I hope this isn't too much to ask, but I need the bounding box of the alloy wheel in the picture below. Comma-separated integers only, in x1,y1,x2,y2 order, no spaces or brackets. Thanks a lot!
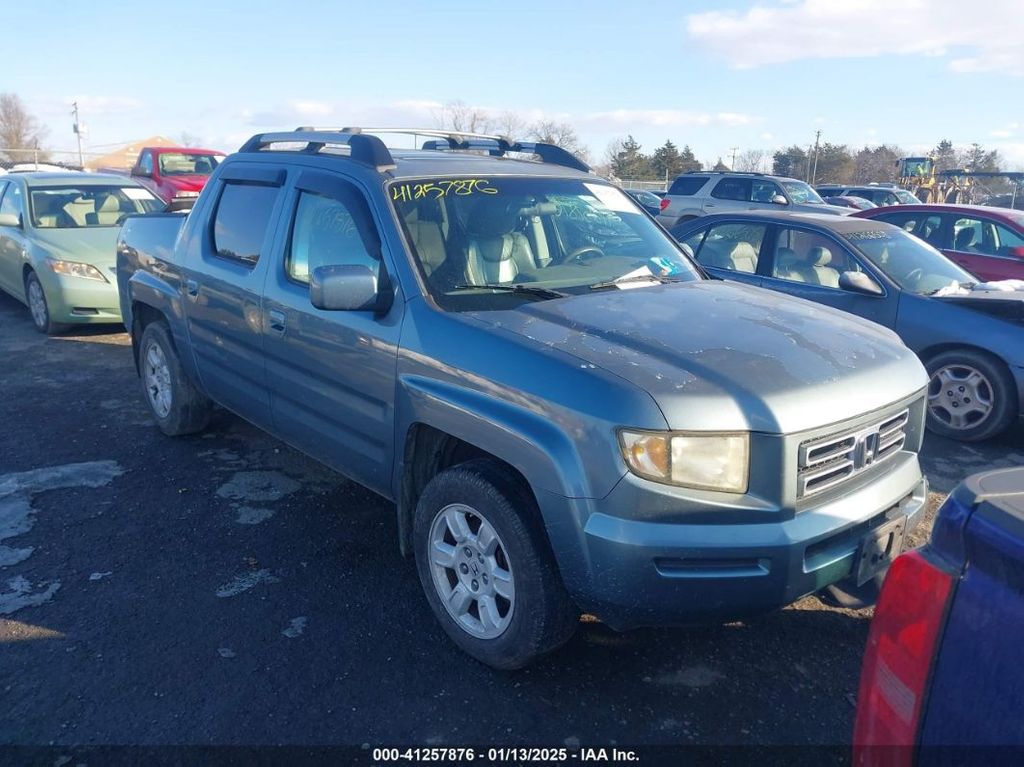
427,503,515,639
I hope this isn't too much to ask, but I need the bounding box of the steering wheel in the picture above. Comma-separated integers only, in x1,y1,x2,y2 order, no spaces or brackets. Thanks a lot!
904,267,924,285
565,245,605,264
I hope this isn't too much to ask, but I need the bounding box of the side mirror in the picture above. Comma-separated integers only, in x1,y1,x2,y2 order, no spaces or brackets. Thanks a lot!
839,270,884,296
132,167,150,177
1008,246,1024,259
310,264,391,313
0,212,21,228
771,194,788,205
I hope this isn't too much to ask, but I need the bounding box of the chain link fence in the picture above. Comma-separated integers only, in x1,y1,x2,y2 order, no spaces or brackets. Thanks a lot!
0,149,110,172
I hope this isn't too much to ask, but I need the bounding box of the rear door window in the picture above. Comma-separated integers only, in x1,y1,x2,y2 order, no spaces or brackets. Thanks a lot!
711,178,751,201
212,182,281,266
692,222,766,273
668,176,709,195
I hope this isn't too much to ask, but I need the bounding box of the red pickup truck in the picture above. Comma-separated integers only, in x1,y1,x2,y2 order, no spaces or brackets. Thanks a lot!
128,147,226,207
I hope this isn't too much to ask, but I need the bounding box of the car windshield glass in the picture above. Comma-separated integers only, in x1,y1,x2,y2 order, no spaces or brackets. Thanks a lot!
844,227,976,295
780,180,825,204
391,177,701,311
894,189,920,204
29,185,163,229
157,153,222,176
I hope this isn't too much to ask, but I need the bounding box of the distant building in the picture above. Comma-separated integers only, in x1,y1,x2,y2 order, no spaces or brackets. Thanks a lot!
85,136,178,171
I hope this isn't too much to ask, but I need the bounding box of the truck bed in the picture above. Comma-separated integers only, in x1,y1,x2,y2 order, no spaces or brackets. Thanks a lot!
115,212,188,330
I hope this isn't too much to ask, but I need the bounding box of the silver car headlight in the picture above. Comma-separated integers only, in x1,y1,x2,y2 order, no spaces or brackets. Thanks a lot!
618,430,749,493
46,258,107,282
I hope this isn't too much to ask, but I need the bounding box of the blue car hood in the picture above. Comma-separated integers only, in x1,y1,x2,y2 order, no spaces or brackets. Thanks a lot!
476,281,926,433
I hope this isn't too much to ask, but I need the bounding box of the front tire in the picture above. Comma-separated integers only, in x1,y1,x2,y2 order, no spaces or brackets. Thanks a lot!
25,271,69,335
925,349,1016,441
413,460,578,669
138,321,212,436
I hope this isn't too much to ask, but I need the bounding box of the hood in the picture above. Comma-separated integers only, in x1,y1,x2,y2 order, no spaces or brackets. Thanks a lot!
473,281,926,434
163,175,209,192
935,290,1024,322
32,226,120,269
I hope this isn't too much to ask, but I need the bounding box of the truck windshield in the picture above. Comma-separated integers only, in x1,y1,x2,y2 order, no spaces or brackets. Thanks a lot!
391,177,701,310
845,228,976,295
29,185,163,229
158,153,222,176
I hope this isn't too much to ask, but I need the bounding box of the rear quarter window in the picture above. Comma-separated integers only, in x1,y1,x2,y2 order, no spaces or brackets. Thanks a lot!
212,182,280,266
668,176,709,195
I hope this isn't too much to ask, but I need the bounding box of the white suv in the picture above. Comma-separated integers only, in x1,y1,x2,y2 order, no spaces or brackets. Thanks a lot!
657,172,850,228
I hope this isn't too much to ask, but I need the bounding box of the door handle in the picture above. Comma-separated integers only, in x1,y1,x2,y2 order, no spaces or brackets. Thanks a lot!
185,280,199,301
268,310,286,335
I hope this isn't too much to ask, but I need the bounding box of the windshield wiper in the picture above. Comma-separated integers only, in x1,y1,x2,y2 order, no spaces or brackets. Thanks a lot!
588,274,683,290
451,283,568,300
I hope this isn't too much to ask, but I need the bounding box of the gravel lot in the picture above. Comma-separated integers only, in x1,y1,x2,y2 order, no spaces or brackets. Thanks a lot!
1,289,1021,750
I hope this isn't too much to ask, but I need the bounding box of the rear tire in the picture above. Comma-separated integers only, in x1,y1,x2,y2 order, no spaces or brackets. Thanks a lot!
925,349,1016,442
413,459,578,669
24,271,69,335
138,321,212,436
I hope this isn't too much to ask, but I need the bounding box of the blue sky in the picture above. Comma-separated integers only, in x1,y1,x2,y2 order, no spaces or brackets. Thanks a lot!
8,0,1022,168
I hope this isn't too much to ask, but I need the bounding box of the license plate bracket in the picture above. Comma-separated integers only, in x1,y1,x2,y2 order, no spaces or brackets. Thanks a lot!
855,517,906,586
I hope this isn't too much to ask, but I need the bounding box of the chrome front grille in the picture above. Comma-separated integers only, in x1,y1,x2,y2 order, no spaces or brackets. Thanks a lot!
797,409,909,499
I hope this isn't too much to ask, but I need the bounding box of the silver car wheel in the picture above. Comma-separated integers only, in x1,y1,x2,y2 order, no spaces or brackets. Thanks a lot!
428,503,515,640
27,278,48,329
143,340,173,419
927,363,994,432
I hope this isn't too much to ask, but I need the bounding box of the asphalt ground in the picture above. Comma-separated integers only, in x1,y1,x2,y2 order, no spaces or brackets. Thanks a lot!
1,288,1021,754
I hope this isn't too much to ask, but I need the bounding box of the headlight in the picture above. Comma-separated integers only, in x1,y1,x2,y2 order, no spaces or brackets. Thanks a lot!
45,258,107,282
618,430,749,493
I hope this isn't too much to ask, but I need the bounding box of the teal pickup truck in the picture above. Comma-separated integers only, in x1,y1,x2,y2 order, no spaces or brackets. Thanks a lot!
117,128,930,668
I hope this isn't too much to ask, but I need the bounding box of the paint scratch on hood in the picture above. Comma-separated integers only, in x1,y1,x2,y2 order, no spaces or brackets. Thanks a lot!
215,569,280,598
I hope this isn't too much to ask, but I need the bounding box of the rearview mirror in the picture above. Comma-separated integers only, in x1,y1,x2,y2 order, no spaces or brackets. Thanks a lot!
771,194,788,205
310,264,389,312
839,270,884,296
0,212,21,228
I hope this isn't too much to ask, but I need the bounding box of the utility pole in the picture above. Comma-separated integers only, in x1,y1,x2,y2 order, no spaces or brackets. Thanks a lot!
811,129,822,185
71,101,84,169
729,146,739,170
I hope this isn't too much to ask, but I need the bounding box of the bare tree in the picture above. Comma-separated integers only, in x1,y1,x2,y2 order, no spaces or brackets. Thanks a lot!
0,93,48,162
434,100,492,134
179,131,201,147
735,148,768,173
492,111,527,139
527,120,590,163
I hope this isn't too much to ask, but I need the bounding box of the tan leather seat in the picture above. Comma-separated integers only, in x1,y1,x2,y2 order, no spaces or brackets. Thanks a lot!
62,196,94,226
807,246,840,287
729,241,758,273
465,201,537,284
774,247,809,282
89,193,122,225
403,200,447,277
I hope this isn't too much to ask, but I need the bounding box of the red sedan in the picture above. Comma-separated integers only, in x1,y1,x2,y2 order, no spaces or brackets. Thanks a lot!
853,203,1024,281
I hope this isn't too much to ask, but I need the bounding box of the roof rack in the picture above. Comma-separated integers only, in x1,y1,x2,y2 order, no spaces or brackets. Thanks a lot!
237,127,591,174
682,170,767,176
237,130,397,172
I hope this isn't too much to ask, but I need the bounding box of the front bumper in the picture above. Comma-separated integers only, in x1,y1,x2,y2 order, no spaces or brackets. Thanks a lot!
539,453,927,630
38,268,122,325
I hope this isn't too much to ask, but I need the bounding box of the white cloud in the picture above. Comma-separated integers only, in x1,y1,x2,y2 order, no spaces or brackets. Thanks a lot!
991,129,1013,138
582,109,755,129
686,0,1023,75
